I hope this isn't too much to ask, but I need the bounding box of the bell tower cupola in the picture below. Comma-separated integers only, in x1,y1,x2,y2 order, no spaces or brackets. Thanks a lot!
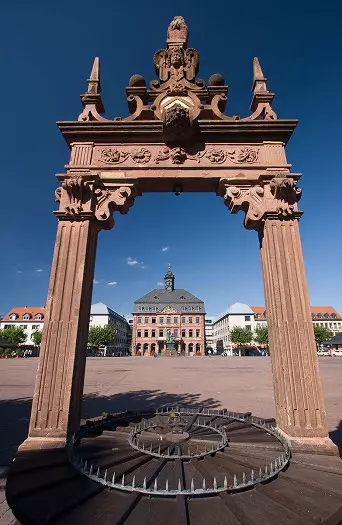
164,264,175,292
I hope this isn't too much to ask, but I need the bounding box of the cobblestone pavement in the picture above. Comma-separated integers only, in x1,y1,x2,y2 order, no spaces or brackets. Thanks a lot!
0,356,341,523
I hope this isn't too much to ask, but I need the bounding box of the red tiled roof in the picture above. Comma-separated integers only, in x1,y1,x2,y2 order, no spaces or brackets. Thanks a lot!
2,307,46,322
250,306,342,321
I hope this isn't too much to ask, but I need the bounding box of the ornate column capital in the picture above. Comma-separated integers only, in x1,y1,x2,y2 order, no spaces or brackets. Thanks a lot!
218,173,302,231
54,174,137,230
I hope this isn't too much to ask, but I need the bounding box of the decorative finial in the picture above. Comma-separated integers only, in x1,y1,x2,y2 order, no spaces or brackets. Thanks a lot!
88,57,101,94
252,57,267,93
167,16,188,47
168,263,171,269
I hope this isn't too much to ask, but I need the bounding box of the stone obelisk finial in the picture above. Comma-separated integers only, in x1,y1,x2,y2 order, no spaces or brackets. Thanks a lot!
252,57,267,93
79,57,105,120
87,57,101,94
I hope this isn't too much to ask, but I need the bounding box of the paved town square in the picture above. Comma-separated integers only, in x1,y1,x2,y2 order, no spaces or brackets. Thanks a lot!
0,356,341,467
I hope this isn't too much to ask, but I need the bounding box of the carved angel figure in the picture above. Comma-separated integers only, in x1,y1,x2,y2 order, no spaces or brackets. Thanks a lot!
167,16,188,43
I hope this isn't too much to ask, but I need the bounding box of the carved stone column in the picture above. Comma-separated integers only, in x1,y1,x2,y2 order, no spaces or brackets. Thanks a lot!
219,175,337,452
22,176,137,449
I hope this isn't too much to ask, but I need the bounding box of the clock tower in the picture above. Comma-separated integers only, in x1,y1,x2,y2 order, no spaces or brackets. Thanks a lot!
164,264,175,292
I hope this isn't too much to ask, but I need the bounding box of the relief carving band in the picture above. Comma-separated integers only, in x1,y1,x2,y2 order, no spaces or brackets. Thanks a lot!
155,146,204,164
206,149,227,164
61,176,91,215
130,148,151,164
100,148,129,164
227,148,259,163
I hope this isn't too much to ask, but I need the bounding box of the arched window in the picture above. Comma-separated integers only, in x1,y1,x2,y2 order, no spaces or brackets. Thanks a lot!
317,313,323,319
35,313,44,320
9,313,18,320
324,313,330,319
331,313,337,319
23,313,32,320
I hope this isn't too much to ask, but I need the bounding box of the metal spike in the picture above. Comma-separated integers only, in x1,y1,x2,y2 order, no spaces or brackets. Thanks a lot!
202,478,206,490
270,462,273,473
233,474,237,487
167,447,170,456
143,477,146,489
165,479,169,491
251,469,254,482
213,477,217,490
188,448,191,456
96,467,100,477
104,469,108,482
150,443,152,452
259,467,262,479
112,472,116,484
84,460,88,471
122,473,125,486
154,478,158,491
132,475,135,488
223,476,228,489
242,472,246,484
158,445,161,455
142,442,145,451
178,479,181,491
265,465,268,475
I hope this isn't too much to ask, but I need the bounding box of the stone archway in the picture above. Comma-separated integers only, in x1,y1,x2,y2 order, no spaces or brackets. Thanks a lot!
21,15,335,455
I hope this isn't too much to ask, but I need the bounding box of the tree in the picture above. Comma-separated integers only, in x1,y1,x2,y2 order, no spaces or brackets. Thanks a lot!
313,325,333,348
0,326,27,346
88,325,116,349
230,326,253,349
32,330,42,347
254,326,269,346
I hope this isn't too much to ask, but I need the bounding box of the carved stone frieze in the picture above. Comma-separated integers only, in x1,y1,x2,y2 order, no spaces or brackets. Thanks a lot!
206,149,227,164
130,148,151,164
219,176,302,230
227,148,259,164
155,146,204,164
100,149,129,164
94,186,136,229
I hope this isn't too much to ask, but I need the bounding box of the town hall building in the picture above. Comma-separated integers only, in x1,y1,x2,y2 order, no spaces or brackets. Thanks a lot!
132,267,205,356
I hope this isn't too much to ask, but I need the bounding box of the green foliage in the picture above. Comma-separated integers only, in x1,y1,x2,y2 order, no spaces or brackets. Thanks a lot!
313,324,333,346
0,326,27,345
230,326,253,346
88,325,116,349
32,330,42,346
254,326,269,346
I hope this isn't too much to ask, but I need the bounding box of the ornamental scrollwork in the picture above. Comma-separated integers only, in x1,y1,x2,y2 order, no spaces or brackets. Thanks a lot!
227,148,259,164
270,174,302,217
61,176,91,215
206,149,227,164
100,149,129,164
95,186,136,230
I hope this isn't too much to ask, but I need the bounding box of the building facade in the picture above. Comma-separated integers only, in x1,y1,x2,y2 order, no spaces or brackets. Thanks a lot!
205,316,215,351
212,303,255,355
1,303,131,352
89,303,131,355
251,306,342,336
0,307,46,345
213,304,342,354
132,267,205,356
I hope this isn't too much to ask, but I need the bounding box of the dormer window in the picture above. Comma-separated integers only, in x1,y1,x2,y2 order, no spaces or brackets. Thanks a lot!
23,313,32,320
324,313,330,319
180,295,186,300
317,313,323,319
331,313,337,319
35,313,44,320
311,313,315,319
153,295,159,300
9,313,18,320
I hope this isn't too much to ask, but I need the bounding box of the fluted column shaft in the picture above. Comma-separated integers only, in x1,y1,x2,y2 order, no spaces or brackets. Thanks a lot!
260,218,328,438
28,218,98,443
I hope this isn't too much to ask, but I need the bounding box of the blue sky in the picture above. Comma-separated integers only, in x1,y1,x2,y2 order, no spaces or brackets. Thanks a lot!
1,0,341,318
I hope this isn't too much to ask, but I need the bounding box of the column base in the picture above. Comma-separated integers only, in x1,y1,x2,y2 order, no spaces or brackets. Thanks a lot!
18,436,67,451
277,428,339,456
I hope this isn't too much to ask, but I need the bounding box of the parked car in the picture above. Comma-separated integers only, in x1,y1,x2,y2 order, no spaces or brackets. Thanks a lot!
331,349,342,357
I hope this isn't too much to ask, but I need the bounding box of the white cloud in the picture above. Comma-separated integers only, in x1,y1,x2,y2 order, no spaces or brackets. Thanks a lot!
35,269,43,273
127,257,139,266
157,282,164,286
107,281,118,286
16,270,23,274
93,279,99,284
127,257,145,269
161,246,169,252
